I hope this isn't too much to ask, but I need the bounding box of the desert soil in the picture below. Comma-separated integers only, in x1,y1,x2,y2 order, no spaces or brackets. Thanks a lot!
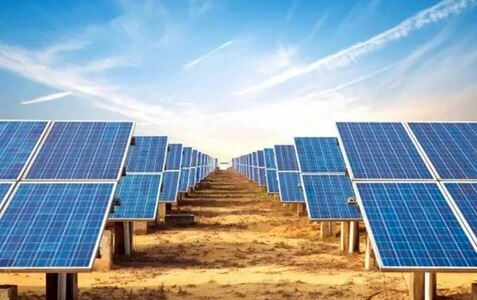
0,170,475,299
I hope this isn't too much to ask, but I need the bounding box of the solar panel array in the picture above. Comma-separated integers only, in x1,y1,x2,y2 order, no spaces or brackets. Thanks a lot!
294,137,360,221
0,120,134,271
337,121,477,271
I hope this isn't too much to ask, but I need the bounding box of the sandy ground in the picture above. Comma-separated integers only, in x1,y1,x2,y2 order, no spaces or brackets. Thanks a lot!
1,170,476,299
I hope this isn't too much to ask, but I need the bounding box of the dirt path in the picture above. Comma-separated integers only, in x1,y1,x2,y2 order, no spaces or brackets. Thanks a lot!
1,170,475,299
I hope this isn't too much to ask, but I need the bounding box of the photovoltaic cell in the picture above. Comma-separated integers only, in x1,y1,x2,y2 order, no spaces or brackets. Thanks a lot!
264,148,276,169
277,172,304,202
165,144,183,171
302,175,359,220
274,145,299,171
295,137,345,173
356,182,477,270
109,175,161,220
444,182,477,239
337,122,432,180
0,182,115,270
409,122,477,180
0,121,49,180
126,136,167,173
182,147,192,168
266,169,279,193
257,150,265,168
159,171,180,202
26,122,133,180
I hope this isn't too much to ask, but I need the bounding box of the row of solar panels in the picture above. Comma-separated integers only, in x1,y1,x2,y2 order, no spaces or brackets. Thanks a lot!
232,122,477,272
0,120,217,272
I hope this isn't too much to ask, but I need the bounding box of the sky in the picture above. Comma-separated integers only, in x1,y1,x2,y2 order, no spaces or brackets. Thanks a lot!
1,0,477,161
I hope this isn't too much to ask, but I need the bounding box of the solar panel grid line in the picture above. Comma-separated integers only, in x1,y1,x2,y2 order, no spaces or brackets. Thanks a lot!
0,121,51,181
24,121,135,181
440,181,477,249
352,181,477,271
336,122,434,181
0,181,117,271
407,122,477,181
0,182,16,211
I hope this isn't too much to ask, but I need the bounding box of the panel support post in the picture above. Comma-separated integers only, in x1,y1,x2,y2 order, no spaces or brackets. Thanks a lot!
157,203,166,223
408,272,425,300
114,222,125,255
472,281,477,300
46,273,67,300
94,229,113,271
340,222,350,252
166,203,172,213
296,204,306,217
424,272,436,300
66,273,78,300
364,236,375,270
348,221,359,254
124,221,133,256
320,222,333,240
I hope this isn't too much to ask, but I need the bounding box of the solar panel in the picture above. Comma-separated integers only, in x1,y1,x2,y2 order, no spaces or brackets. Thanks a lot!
302,175,360,220
126,136,167,173
337,122,433,180
277,172,305,202
295,137,345,173
26,121,134,180
355,182,477,271
109,175,161,221
178,169,190,192
182,147,192,168
189,168,196,188
257,150,265,168
265,169,279,193
159,171,180,202
0,121,49,180
274,145,299,171
409,122,477,180
0,183,14,210
258,168,267,186
165,144,183,171
0,182,115,270
444,182,477,242
264,148,276,169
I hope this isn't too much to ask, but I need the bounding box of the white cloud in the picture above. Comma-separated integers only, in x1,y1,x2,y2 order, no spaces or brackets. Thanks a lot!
237,0,476,95
21,91,73,105
183,40,235,69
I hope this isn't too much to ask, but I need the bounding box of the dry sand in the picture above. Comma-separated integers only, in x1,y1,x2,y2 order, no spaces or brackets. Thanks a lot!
0,170,475,299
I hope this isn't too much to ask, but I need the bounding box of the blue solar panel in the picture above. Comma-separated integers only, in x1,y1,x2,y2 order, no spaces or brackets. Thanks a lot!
274,145,299,171
337,122,432,180
179,169,190,192
159,171,180,202
356,182,477,270
258,168,266,186
165,144,183,171
110,175,161,221
266,169,279,193
257,150,265,167
444,183,477,240
0,183,14,210
0,121,49,180
264,148,276,169
0,182,114,270
302,175,360,220
277,172,305,202
26,122,133,180
126,136,167,173
189,168,196,187
409,122,477,180
295,137,345,173
182,147,192,168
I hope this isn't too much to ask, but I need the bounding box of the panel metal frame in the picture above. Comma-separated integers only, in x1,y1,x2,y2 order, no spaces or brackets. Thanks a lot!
0,181,16,212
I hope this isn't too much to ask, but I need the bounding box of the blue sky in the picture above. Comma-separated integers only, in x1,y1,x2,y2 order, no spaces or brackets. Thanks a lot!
1,0,476,160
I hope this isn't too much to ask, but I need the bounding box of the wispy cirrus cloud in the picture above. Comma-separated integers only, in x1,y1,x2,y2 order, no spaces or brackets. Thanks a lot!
183,40,235,69
21,91,73,105
237,0,477,95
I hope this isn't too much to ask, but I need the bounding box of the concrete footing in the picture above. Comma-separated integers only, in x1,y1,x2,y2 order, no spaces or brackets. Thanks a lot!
133,222,148,235
94,229,113,271
156,203,167,223
471,282,477,299
165,213,195,226
0,285,18,300
296,204,306,217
